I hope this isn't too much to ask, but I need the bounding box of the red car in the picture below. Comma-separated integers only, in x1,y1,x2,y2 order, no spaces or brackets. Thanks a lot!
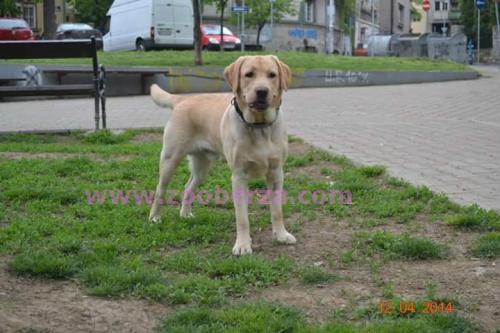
201,24,241,51
0,18,34,41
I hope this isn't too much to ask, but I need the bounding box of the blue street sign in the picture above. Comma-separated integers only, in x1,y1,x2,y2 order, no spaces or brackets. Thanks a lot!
231,5,249,13
476,0,486,9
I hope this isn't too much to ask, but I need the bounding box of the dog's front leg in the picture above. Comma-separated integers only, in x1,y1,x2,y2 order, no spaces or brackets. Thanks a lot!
267,168,296,244
231,173,252,255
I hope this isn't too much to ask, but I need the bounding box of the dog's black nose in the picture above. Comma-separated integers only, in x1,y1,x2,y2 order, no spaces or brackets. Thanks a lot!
256,88,269,100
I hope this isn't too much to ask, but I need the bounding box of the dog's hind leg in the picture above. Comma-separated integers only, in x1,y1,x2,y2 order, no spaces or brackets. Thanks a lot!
179,153,212,218
149,139,186,223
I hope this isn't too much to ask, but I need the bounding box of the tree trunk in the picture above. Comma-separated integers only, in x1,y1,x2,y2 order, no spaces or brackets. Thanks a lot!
192,0,203,65
43,0,57,39
256,24,264,46
219,0,225,52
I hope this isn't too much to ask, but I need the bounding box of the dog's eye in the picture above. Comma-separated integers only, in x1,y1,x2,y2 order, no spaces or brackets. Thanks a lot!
268,72,277,78
245,72,254,78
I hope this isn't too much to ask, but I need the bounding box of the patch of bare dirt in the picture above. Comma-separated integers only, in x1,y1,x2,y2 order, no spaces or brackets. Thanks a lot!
0,260,170,333
287,140,341,180
249,200,499,331
383,258,499,332
130,133,163,144
288,140,309,156
287,161,340,182
250,214,381,322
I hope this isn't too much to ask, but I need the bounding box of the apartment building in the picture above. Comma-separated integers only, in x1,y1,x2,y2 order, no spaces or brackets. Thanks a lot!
378,0,412,34
411,0,461,35
354,0,380,48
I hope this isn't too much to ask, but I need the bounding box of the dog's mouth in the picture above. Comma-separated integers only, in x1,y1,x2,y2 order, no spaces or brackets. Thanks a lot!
249,101,268,112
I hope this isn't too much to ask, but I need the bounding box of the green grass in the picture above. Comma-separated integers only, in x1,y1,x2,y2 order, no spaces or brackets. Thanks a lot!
445,205,500,231
470,232,500,258
354,231,447,260
297,265,337,284
161,302,474,333
357,165,386,178
4,50,472,72
0,129,496,331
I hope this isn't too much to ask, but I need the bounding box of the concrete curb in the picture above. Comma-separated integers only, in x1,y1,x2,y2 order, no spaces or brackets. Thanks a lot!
0,64,479,96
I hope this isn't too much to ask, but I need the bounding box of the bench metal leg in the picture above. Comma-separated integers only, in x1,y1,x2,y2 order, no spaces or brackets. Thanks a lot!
99,65,107,129
94,93,100,131
101,95,106,129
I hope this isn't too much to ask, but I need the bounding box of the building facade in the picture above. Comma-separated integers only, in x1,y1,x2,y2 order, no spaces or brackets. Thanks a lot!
202,0,352,54
411,0,461,35
378,0,412,34
354,0,380,48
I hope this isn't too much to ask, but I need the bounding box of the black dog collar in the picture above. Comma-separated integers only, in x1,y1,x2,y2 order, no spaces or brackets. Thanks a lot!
231,97,280,129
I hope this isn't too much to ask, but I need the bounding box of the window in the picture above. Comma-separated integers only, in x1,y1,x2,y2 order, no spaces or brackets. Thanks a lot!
435,1,448,11
23,4,36,28
305,0,314,23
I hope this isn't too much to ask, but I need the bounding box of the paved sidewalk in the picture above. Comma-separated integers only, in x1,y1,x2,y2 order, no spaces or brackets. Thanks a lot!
1,66,499,210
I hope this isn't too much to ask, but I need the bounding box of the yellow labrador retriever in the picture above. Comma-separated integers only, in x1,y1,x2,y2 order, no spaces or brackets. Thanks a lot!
149,55,296,255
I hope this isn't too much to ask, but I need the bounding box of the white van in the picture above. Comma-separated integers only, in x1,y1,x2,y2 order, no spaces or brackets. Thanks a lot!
103,0,193,52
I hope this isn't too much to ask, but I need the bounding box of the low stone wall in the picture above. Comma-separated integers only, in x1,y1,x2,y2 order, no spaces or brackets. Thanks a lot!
0,64,478,96
153,67,478,94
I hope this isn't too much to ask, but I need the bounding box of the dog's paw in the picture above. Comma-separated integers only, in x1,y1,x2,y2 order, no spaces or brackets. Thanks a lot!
149,215,162,224
273,231,297,244
179,209,194,219
232,239,253,256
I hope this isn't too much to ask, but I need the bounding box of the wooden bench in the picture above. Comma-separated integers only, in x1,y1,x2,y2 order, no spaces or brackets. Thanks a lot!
0,37,107,130
0,77,25,85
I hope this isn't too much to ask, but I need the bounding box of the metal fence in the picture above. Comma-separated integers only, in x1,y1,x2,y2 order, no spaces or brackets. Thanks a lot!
366,32,468,63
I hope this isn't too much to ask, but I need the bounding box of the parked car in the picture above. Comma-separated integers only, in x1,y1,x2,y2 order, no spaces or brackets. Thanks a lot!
0,18,34,41
353,43,368,56
55,23,103,48
201,24,240,50
103,0,194,52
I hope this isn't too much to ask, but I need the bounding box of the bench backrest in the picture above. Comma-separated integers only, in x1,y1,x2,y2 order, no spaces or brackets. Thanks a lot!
0,38,97,60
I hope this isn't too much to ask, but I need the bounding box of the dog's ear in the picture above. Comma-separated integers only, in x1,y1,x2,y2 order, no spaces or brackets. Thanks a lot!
271,56,291,91
224,56,247,94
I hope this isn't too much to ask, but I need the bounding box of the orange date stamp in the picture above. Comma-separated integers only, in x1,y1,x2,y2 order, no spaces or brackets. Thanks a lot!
378,300,453,315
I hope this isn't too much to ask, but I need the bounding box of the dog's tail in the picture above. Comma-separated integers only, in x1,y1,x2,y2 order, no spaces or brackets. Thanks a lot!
150,84,183,109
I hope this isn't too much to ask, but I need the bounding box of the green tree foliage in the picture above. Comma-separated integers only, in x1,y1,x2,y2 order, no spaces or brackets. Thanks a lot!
242,0,295,45
336,0,356,33
460,0,497,48
0,0,20,16
69,0,114,31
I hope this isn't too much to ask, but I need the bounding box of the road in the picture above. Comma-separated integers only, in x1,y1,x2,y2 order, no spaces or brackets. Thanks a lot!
1,66,499,210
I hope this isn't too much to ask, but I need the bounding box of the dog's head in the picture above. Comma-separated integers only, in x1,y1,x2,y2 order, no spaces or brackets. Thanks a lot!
224,55,291,122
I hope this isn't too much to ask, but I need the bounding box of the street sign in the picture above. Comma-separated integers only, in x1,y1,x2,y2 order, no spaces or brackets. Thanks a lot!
476,0,486,9
423,0,430,12
231,5,249,13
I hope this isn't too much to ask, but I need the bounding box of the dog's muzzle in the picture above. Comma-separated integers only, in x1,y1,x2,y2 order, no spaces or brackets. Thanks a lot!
249,101,268,112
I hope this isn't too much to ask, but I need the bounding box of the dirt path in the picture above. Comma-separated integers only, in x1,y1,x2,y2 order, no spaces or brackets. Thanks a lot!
0,260,169,333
